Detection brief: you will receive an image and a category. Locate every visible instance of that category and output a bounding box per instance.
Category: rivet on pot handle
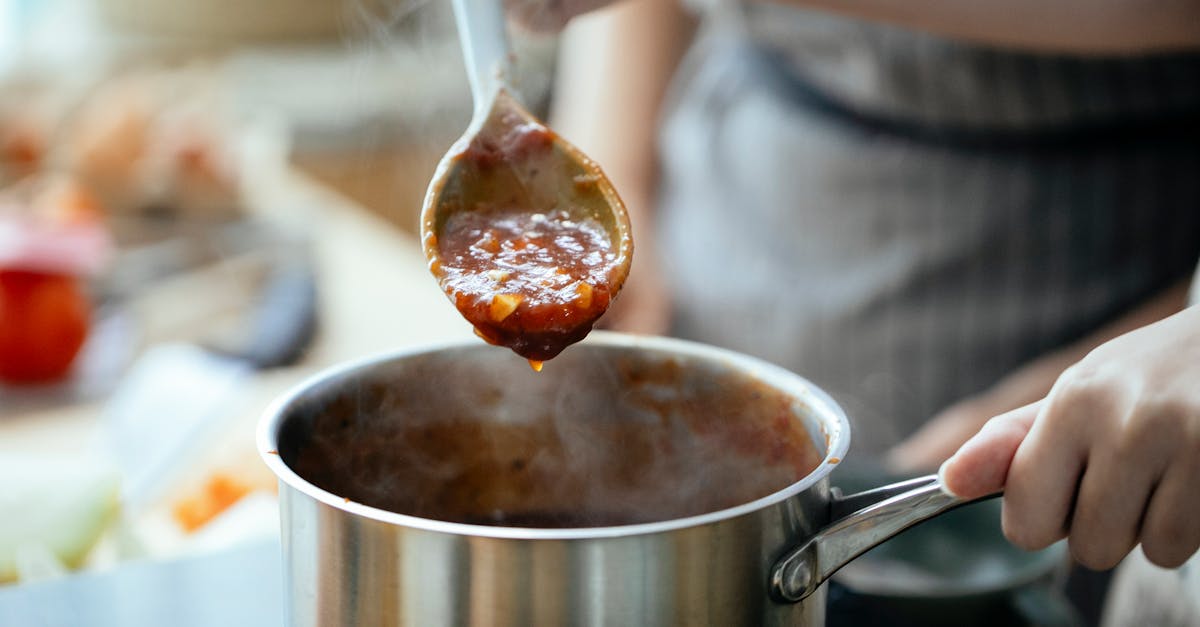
[770,474,1001,603]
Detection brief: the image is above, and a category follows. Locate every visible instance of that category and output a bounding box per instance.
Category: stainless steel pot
[258,332,991,626]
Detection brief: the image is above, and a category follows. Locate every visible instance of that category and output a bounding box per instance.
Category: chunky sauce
[430,121,625,363]
[436,209,616,362]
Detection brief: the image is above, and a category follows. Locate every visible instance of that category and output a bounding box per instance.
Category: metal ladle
[420,0,633,353]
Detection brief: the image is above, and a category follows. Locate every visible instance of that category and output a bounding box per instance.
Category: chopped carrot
[172,473,254,532]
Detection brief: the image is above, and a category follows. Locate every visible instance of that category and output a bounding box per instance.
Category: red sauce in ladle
[424,97,631,366]
[435,207,617,363]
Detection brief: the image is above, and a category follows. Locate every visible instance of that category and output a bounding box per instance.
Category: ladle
[421,0,633,366]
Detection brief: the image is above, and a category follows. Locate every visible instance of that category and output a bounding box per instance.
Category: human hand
[941,305,1200,570]
[504,0,620,32]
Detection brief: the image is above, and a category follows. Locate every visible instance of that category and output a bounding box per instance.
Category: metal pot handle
[769,474,1000,603]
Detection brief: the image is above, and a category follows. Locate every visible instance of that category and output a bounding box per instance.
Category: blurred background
[0,0,556,620]
[4,0,1191,624]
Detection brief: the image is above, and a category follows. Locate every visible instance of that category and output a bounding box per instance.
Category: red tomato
[0,270,90,384]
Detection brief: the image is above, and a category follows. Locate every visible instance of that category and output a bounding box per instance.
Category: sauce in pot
[289,352,825,529]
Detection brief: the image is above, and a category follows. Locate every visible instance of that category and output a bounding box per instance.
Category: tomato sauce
[428,118,627,364]
[290,353,825,528]
[435,208,617,362]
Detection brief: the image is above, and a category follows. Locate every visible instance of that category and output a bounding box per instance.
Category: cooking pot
[258,332,993,626]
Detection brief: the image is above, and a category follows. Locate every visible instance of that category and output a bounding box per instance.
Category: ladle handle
[770,474,1001,603]
[451,0,513,116]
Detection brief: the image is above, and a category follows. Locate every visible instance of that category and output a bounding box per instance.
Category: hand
[941,305,1200,570]
[504,0,620,32]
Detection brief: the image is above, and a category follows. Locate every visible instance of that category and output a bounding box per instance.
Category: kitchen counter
[0,162,476,574]
[2,161,473,451]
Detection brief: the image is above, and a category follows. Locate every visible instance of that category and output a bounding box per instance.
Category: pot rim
[257,331,851,540]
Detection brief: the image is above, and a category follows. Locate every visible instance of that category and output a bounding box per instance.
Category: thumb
[939,400,1042,499]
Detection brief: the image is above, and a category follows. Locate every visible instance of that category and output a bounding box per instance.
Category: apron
[656,4,1200,454]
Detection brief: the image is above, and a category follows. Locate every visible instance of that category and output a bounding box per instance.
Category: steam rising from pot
[283,342,825,527]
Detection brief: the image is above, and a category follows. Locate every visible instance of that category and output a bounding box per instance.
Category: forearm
[890,279,1191,469]
[991,279,1190,405]
[551,0,694,215]
[767,0,1200,54]
[550,0,694,332]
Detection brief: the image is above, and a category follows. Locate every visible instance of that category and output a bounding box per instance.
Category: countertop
[0,162,475,457]
[0,162,477,593]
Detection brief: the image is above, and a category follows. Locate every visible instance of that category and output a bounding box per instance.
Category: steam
[286,344,824,527]
[342,0,459,118]
[343,0,439,42]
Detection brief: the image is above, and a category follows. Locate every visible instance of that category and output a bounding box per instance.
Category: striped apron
[656,4,1200,455]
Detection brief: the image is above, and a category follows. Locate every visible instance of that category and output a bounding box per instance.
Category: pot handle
[769,474,1000,603]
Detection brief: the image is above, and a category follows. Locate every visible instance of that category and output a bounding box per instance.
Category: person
[504,0,1200,584]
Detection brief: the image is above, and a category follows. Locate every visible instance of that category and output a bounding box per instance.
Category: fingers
[1067,445,1157,570]
[938,401,1040,499]
[1003,368,1200,570]
[1002,387,1093,552]
[949,308,1200,569]
[1063,384,1181,570]
[1139,450,1200,568]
